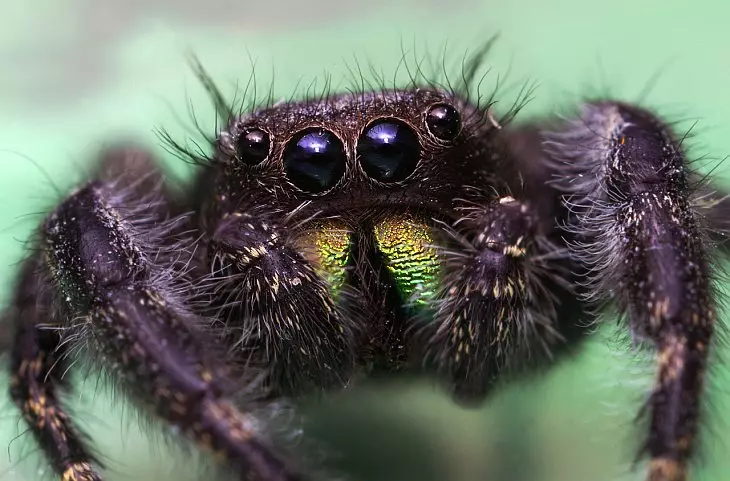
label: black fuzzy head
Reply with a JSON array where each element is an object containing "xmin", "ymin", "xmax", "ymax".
[{"xmin": 212, "ymin": 88, "xmax": 503, "ymax": 224}]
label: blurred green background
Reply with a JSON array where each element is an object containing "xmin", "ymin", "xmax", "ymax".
[{"xmin": 1, "ymin": 1, "xmax": 729, "ymax": 480}]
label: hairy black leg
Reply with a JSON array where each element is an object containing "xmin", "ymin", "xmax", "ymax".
[
  {"xmin": 7, "ymin": 256, "xmax": 102, "ymax": 481},
  {"xmin": 6, "ymin": 147, "xmax": 304, "ymax": 481},
  {"xmin": 4, "ymin": 146, "xmax": 166, "ymax": 481},
  {"xmin": 424, "ymin": 196, "xmax": 562, "ymax": 402},
  {"xmin": 51, "ymin": 181, "xmax": 305, "ymax": 480},
  {"xmin": 544, "ymin": 102, "xmax": 717, "ymax": 481},
  {"xmin": 207, "ymin": 211, "xmax": 355, "ymax": 397}
]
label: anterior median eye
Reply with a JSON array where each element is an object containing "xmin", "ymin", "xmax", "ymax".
[
  {"xmin": 283, "ymin": 128, "xmax": 346, "ymax": 194},
  {"xmin": 357, "ymin": 119, "xmax": 420, "ymax": 183}
]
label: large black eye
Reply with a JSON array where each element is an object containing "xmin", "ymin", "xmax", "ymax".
[
  {"xmin": 357, "ymin": 119, "xmax": 420, "ymax": 183},
  {"xmin": 283, "ymin": 128, "xmax": 346, "ymax": 194},
  {"xmin": 425, "ymin": 103, "xmax": 461, "ymax": 141},
  {"xmin": 236, "ymin": 128, "xmax": 270, "ymax": 165}
]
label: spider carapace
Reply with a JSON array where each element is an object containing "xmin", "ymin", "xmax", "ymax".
[{"xmin": 2, "ymin": 58, "xmax": 726, "ymax": 481}]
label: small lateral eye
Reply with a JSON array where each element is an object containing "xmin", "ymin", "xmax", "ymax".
[
  {"xmin": 357, "ymin": 119, "xmax": 420, "ymax": 183},
  {"xmin": 283, "ymin": 128, "xmax": 346, "ymax": 194},
  {"xmin": 425, "ymin": 103, "xmax": 461, "ymax": 141},
  {"xmin": 236, "ymin": 128, "xmax": 270, "ymax": 165}
]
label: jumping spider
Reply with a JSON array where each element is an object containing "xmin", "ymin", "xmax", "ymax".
[{"xmin": 3, "ymin": 52, "xmax": 727, "ymax": 481}]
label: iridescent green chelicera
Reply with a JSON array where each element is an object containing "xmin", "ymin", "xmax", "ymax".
[
  {"xmin": 298, "ymin": 221, "xmax": 352, "ymax": 300},
  {"xmin": 374, "ymin": 216, "xmax": 442, "ymax": 312}
]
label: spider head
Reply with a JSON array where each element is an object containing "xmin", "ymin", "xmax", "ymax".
[
  {"xmin": 206, "ymin": 89, "xmax": 509, "ymax": 323},
  {"xmin": 214, "ymin": 88, "xmax": 500, "ymax": 224}
]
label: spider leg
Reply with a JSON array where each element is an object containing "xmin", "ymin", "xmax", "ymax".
[
  {"xmin": 424, "ymin": 196, "xmax": 562, "ymax": 402},
  {"xmin": 8, "ymin": 255, "xmax": 102, "ymax": 481},
  {"xmin": 543, "ymin": 102, "xmax": 717, "ymax": 481},
  {"xmin": 6, "ymin": 148, "xmax": 303, "ymax": 481},
  {"xmin": 206, "ymin": 210, "xmax": 356, "ymax": 397}
]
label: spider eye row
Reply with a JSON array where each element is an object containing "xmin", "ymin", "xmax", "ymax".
[{"xmin": 235, "ymin": 103, "xmax": 461, "ymax": 194}]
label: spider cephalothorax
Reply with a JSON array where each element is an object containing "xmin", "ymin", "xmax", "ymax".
[
  {"xmin": 200, "ymin": 87, "xmax": 557, "ymax": 400},
  {"xmin": 3, "ymin": 57, "xmax": 726, "ymax": 481}
]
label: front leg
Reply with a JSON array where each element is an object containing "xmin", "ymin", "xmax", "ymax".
[
  {"xmin": 6, "ymin": 148, "xmax": 303, "ymax": 481},
  {"xmin": 545, "ymin": 102, "xmax": 716, "ymax": 481},
  {"xmin": 420, "ymin": 197, "xmax": 562, "ymax": 402},
  {"xmin": 8, "ymin": 256, "xmax": 102, "ymax": 481},
  {"xmin": 208, "ymin": 210, "xmax": 356, "ymax": 397}
]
